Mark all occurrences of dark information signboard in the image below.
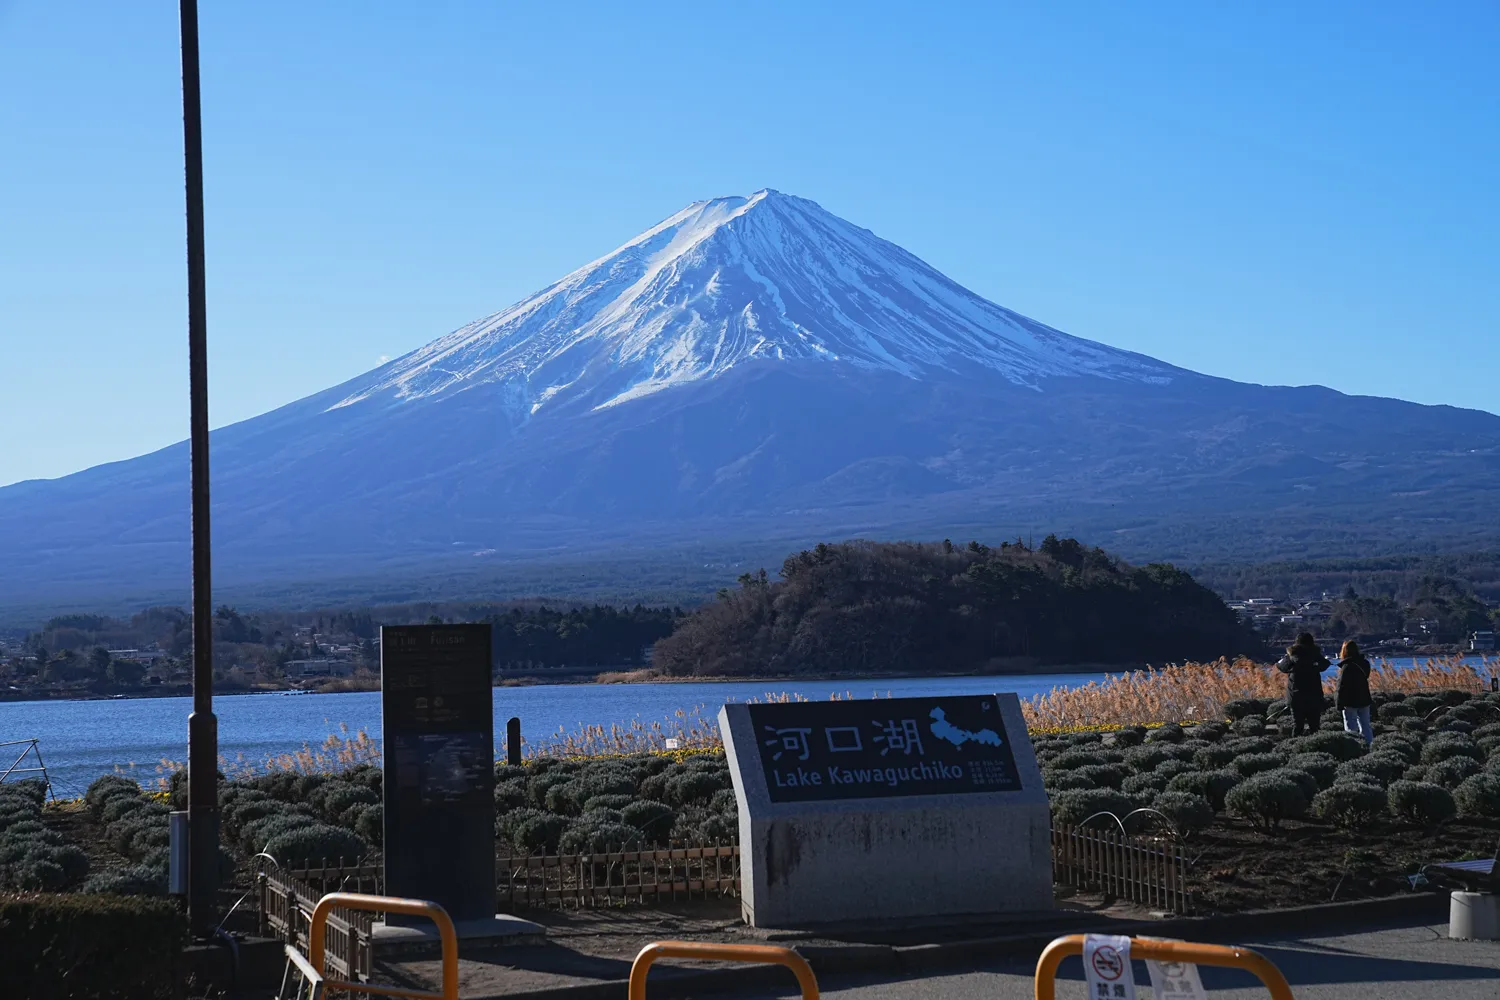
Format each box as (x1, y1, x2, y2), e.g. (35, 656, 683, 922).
(746, 695, 1022, 803)
(382, 624, 494, 922)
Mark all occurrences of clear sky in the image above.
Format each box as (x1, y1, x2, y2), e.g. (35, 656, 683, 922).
(1, 1, 1495, 487)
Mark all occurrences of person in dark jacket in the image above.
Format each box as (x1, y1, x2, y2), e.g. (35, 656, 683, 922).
(1276, 632, 1330, 735)
(1336, 639, 1374, 747)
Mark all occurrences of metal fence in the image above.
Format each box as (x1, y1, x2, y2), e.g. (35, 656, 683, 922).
(1051, 822, 1192, 914)
(0, 739, 54, 800)
(498, 844, 741, 909)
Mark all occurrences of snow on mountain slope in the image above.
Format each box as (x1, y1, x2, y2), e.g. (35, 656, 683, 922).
(330, 190, 1179, 417)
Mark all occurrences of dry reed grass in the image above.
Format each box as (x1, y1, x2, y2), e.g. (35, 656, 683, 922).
(139, 657, 1494, 780)
(1020, 655, 1494, 730)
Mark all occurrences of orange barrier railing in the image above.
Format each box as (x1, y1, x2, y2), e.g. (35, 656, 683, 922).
(1035, 935, 1293, 1000)
(628, 941, 819, 1000)
(307, 892, 458, 1000)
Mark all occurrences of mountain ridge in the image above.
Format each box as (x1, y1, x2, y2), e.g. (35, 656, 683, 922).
(2, 190, 1498, 608)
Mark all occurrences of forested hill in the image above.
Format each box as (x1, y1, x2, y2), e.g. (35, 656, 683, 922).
(650, 537, 1263, 678)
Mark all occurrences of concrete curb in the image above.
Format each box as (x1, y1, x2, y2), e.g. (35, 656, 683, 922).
(478, 891, 1454, 1000)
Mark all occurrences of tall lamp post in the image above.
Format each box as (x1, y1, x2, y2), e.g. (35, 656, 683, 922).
(179, 0, 219, 940)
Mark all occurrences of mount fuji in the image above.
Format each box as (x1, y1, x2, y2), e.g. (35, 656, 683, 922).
(3, 190, 1499, 608)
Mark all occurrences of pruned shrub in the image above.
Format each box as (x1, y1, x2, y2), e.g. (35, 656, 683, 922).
(81, 868, 165, 896)
(510, 813, 568, 853)
(318, 782, 378, 821)
(1150, 791, 1213, 837)
(1153, 759, 1195, 782)
(1454, 773, 1500, 818)
(1044, 772, 1096, 792)
(1122, 773, 1169, 797)
(1420, 733, 1482, 766)
(1387, 780, 1457, 826)
(1232, 715, 1268, 736)
(1426, 756, 1481, 790)
(559, 820, 643, 854)
(1264, 767, 1319, 802)
(1122, 745, 1174, 773)
(1071, 763, 1128, 790)
(582, 793, 636, 813)
(1372, 734, 1421, 763)
(1286, 731, 1366, 763)
(1286, 752, 1338, 790)
(354, 804, 383, 848)
(1223, 698, 1270, 721)
(1405, 695, 1444, 718)
(84, 775, 140, 817)
(495, 777, 528, 812)
(527, 771, 575, 809)
(1224, 736, 1276, 756)
(1049, 750, 1106, 772)
(1184, 722, 1228, 742)
(1106, 726, 1147, 748)
(1234, 753, 1285, 778)
(666, 770, 729, 806)
(620, 800, 676, 840)
(1226, 773, 1309, 832)
(242, 811, 319, 855)
(1145, 723, 1185, 744)
(1050, 789, 1135, 828)
(1312, 782, 1386, 829)
(670, 808, 737, 844)
(1192, 744, 1238, 770)
(263, 824, 368, 867)
(1335, 755, 1405, 789)
(1377, 702, 1415, 722)
(99, 795, 151, 825)
(1165, 769, 1241, 812)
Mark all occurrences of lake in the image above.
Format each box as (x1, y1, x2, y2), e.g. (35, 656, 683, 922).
(1, 657, 1491, 796)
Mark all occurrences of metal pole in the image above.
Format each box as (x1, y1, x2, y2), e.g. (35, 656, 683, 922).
(179, 0, 219, 940)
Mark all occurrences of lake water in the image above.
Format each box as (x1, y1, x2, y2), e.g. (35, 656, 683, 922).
(2, 656, 1491, 796)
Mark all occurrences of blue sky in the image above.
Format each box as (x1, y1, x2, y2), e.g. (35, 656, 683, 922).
(1, 1, 1495, 486)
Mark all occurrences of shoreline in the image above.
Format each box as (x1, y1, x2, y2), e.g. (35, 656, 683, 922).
(3, 651, 1487, 706)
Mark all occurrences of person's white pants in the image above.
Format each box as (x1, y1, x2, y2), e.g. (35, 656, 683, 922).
(1342, 705, 1373, 746)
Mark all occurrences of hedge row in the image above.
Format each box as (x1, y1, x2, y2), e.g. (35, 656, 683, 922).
(0, 891, 184, 999)
(0, 779, 89, 891)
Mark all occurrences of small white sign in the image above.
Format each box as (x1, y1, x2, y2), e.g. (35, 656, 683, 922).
(1083, 934, 1137, 1000)
(664, 738, 679, 749)
(1146, 958, 1208, 1000)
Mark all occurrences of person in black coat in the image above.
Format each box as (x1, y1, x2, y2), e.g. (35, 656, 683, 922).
(1276, 632, 1330, 735)
(1336, 639, 1374, 747)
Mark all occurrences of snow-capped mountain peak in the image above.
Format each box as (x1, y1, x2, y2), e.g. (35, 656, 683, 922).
(330, 190, 1176, 415)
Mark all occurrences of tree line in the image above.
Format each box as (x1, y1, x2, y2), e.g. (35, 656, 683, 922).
(650, 536, 1264, 677)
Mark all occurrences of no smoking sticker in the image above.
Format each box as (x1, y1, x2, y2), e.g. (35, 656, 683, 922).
(1083, 935, 1137, 1000)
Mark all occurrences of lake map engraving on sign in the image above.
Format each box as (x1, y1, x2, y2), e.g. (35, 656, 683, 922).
(747, 695, 1023, 802)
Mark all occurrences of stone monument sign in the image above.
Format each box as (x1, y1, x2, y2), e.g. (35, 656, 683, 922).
(720, 693, 1050, 927)
(381, 623, 495, 924)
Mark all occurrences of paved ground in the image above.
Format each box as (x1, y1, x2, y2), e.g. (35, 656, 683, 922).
(735, 922, 1500, 1000)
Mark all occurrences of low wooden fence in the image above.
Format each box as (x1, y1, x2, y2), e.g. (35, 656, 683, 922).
(497, 844, 741, 908)
(259, 826, 1185, 946)
(1051, 822, 1192, 914)
(259, 861, 380, 984)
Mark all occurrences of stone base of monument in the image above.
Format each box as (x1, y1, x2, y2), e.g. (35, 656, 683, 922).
(721, 693, 1054, 930)
(372, 913, 546, 953)
(1449, 892, 1500, 941)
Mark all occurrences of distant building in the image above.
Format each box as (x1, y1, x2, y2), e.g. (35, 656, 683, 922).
(284, 659, 355, 679)
(1473, 631, 1496, 652)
